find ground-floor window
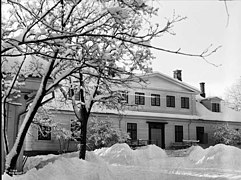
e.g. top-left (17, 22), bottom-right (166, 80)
top-left (70, 119), bottom-right (81, 141)
top-left (196, 126), bottom-right (204, 143)
top-left (38, 125), bottom-right (51, 140)
top-left (127, 123), bottom-right (137, 140)
top-left (175, 125), bottom-right (183, 142)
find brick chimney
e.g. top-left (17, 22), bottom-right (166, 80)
top-left (173, 70), bottom-right (182, 81)
top-left (200, 82), bottom-right (206, 98)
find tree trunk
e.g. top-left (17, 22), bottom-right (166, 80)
top-left (79, 107), bottom-right (90, 159)
top-left (2, 102), bottom-right (9, 155)
top-left (79, 117), bottom-right (87, 159)
top-left (78, 72), bottom-right (90, 160)
top-left (5, 59), bottom-right (55, 175)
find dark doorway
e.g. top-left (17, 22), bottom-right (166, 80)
top-left (148, 122), bottom-right (166, 149)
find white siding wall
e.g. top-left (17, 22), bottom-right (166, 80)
top-left (25, 112), bottom-right (78, 152)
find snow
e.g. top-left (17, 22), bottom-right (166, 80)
top-left (94, 143), bottom-right (167, 166)
top-left (189, 144), bottom-right (241, 169)
top-left (3, 143), bottom-right (241, 180)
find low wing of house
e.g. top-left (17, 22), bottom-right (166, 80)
top-left (196, 100), bottom-right (241, 123)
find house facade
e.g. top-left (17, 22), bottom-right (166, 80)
top-left (23, 70), bottom-right (241, 155)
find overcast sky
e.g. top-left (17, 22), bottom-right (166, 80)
top-left (150, 1), bottom-right (241, 98)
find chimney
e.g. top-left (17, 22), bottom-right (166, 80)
top-left (173, 70), bottom-right (182, 81)
top-left (200, 82), bottom-right (206, 98)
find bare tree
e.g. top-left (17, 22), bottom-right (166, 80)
top-left (1, 0), bottom-right (220, 174)
top-left (225, 77), bottom-right (241, 111)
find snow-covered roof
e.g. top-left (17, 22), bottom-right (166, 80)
top-left (200, 96), bottom-right (223, 101)
top-left (49, 100), bottom-right (200, 120)
top-left (50, 100), bottom-right (241, 123)
top-left (91, 108), bottom-right (200, 120)
top-left (49, 92), bottom-right (241, 123)
top-left (196, 101), bottom-right (241, 123)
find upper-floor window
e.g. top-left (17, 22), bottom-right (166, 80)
top-left (212, 103), bottom-right (220, 112)
top-left (69, 89), bottom-right (80, 101)
top-left (121, 92), bottom-right (128, 103)
top-left (135, 92), bottom-right (145, 105)
top-left (127, 123), bottom-right (137, 140)
top-left (38, 125), bottom-right (51, 140)
top-left (151, 94), bottom-right (160, 106)
top-left (181, 97), bottom-right (190, 109)
top-left (166, 95), bottom-right (175, 107)
top-left (175, 125), bottom-right (183, 142)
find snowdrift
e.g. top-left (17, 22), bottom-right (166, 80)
top-left (3, 143), bottom-right (241, 180)
top-left (189, 144), bottom-right (241, 170)
top-left (95, 143), bottom-right (167, 166)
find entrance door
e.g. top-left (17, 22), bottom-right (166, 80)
top-left (150, 128), bottom-right (162, 147)
top-left (148, 123), bottom-right (165, 148)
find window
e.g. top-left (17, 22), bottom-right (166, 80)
top-left (75, 91), bottom-right (81, 101)
top-left (181, 97), bottom-right (190, 109)
top-left (135, 92), bottom-right (145, 105)
top-left (127, 123), bottom-right (137, 140)
top-left (151, 94), bottom-right (160, 106)
top-left (70, 119), bottom-right (81, 141)
top-left (175, 126), bottom-right (183, 142)
top-left (38, 125), bottom-right (51, 140)
top-left (121, 92), bottom-right (128, 103)
top-left (68, 89), bottom-right (81, 101)
top-left (196, 127), bottom-right (204, 144)
top-left (166, 95), bottom-right (175, 107)
top-left (212, 103), bottom-right (220, 112)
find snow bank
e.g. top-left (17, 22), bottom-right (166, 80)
top-left (4, 154), bottom-right (112, 180)
top-left (94, 143), bottom-right (134, 165)
top-left (3, 143), bottom-right (241, 180)
top-left (23, 151), bottom-right (79, 172)
top-left (189, 144), bottom-right (241, 170)
top-left (95, 143), bottom-right (167, 166)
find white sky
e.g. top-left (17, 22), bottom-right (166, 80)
top-left (150, 1), bottom-right (241, 98)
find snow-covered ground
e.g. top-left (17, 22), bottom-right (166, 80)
top-left (3, 143), bottom-right (241, 180)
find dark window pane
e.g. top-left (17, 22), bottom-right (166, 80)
top-left (70, 119), bottom-right (81, 141)
top-left (135, 92), bottom-right (145, 105)
top-left (123, 92), bottom-right (128, 103)
top-left (127, 123), bottom-right (137, 140)
top-left (175, 125), bottom-right (183, 142)
top-left (212, 103), bottom-right (220, 112)
top-left (166, 96), bottom-right (175, 107)
top-left (75, 91), bottom-right (80, 101)
top-left (181, 97), bottom-right (189, 109)
top-left (151, 94), bottom-right (160, 106)
top-left (38, 125), bottom-right (51, 140)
